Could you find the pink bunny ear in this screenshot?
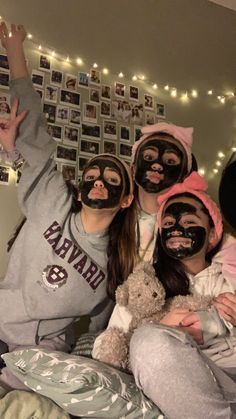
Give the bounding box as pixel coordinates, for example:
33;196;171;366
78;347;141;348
157;171;208;209
181;171;208;191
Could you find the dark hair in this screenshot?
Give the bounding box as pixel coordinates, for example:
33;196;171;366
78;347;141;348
153;192;222;298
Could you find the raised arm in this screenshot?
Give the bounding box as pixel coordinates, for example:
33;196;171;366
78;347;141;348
0;22;55;166
0;22;28;79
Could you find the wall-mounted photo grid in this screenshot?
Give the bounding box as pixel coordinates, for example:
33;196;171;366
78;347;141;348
0;53;166;186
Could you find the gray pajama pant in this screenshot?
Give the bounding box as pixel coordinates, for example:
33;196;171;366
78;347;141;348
130;324;236;419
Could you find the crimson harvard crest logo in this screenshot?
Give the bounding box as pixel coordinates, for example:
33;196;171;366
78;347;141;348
42;265;68;289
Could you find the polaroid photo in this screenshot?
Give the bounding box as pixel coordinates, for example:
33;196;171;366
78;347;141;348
100;101;111;118
50;69;63;86
0;54;9;71
78;72;89;88
156;103;166;119
43;103;56;123
39;54;51;72
56;144;77;163
0;164;10;185
56;105;69;124
103;140;117;155
80;139;100;156
45;85;58;103
134;125;142;142
119;143;132;159
101;85;111;101
103;120;117;140
69;108;81;126
129;86;139;101
47;123;63;141
78;156;89;172
89;87;100;104
32;70;45;88
63;125;79;145
60;88;80;108
120;125;130;142
35;88;44;101
115;82;125;98
144;94;154;109
83;103;98;123
0;71;9;89
65;73;77;91
130;104;144;125
90;68;101;85
82;123;100;139
0;93;11;119
111;100;131;123
61;163;76;183
145;111;155;125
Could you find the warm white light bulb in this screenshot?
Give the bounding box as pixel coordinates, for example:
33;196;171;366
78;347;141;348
51;51;55;57
93;63;98;68
27;33;32;39
216;161;221;166
132;75;137;81
192;89;198;98
208;90;213;95
38;45;42;50
218;151;225;159
220;97;225;104
103;68;109;75
213;168;218;174
171;88;177;97
198;168;205;176
118;72;124;78
164;85;169;91
153;84;158;89
77;58;83;65
232;147;236;152
66;56;70;62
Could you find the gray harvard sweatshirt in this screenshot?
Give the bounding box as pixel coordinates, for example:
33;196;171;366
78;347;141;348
0;77;113;349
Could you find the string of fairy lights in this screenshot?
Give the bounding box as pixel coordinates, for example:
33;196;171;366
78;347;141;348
1;18;236;180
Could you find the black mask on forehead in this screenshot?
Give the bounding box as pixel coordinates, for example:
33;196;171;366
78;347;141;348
161;202;207;259
80;158;124;209
135;138;184;193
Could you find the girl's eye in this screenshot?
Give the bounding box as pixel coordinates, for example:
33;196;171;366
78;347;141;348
162;153;181;166
183;220;196;225
85;175;96;181
163;220;174;227
143;148;158;161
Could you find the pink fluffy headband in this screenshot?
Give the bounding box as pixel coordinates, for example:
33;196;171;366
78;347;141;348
131;122;193;173
157;171;223;249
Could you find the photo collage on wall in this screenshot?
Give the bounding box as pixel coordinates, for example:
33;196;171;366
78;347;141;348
0;52;166;185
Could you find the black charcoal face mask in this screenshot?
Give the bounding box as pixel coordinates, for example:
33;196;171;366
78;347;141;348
135;138;184;193
161;202;207;259
80;158;124;209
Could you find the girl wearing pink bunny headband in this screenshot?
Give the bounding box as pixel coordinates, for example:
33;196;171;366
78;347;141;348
155;171;223;297
130;172;236;419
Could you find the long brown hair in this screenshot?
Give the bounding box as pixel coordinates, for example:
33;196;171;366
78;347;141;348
107;198;138;300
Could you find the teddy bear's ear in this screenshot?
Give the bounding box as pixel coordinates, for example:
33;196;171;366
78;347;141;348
116;282;129;306
133;261;155;277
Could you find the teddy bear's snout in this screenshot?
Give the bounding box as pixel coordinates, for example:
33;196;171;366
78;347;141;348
152;292;158;298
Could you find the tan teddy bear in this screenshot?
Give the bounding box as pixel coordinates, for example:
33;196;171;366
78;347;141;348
92;262;211;371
